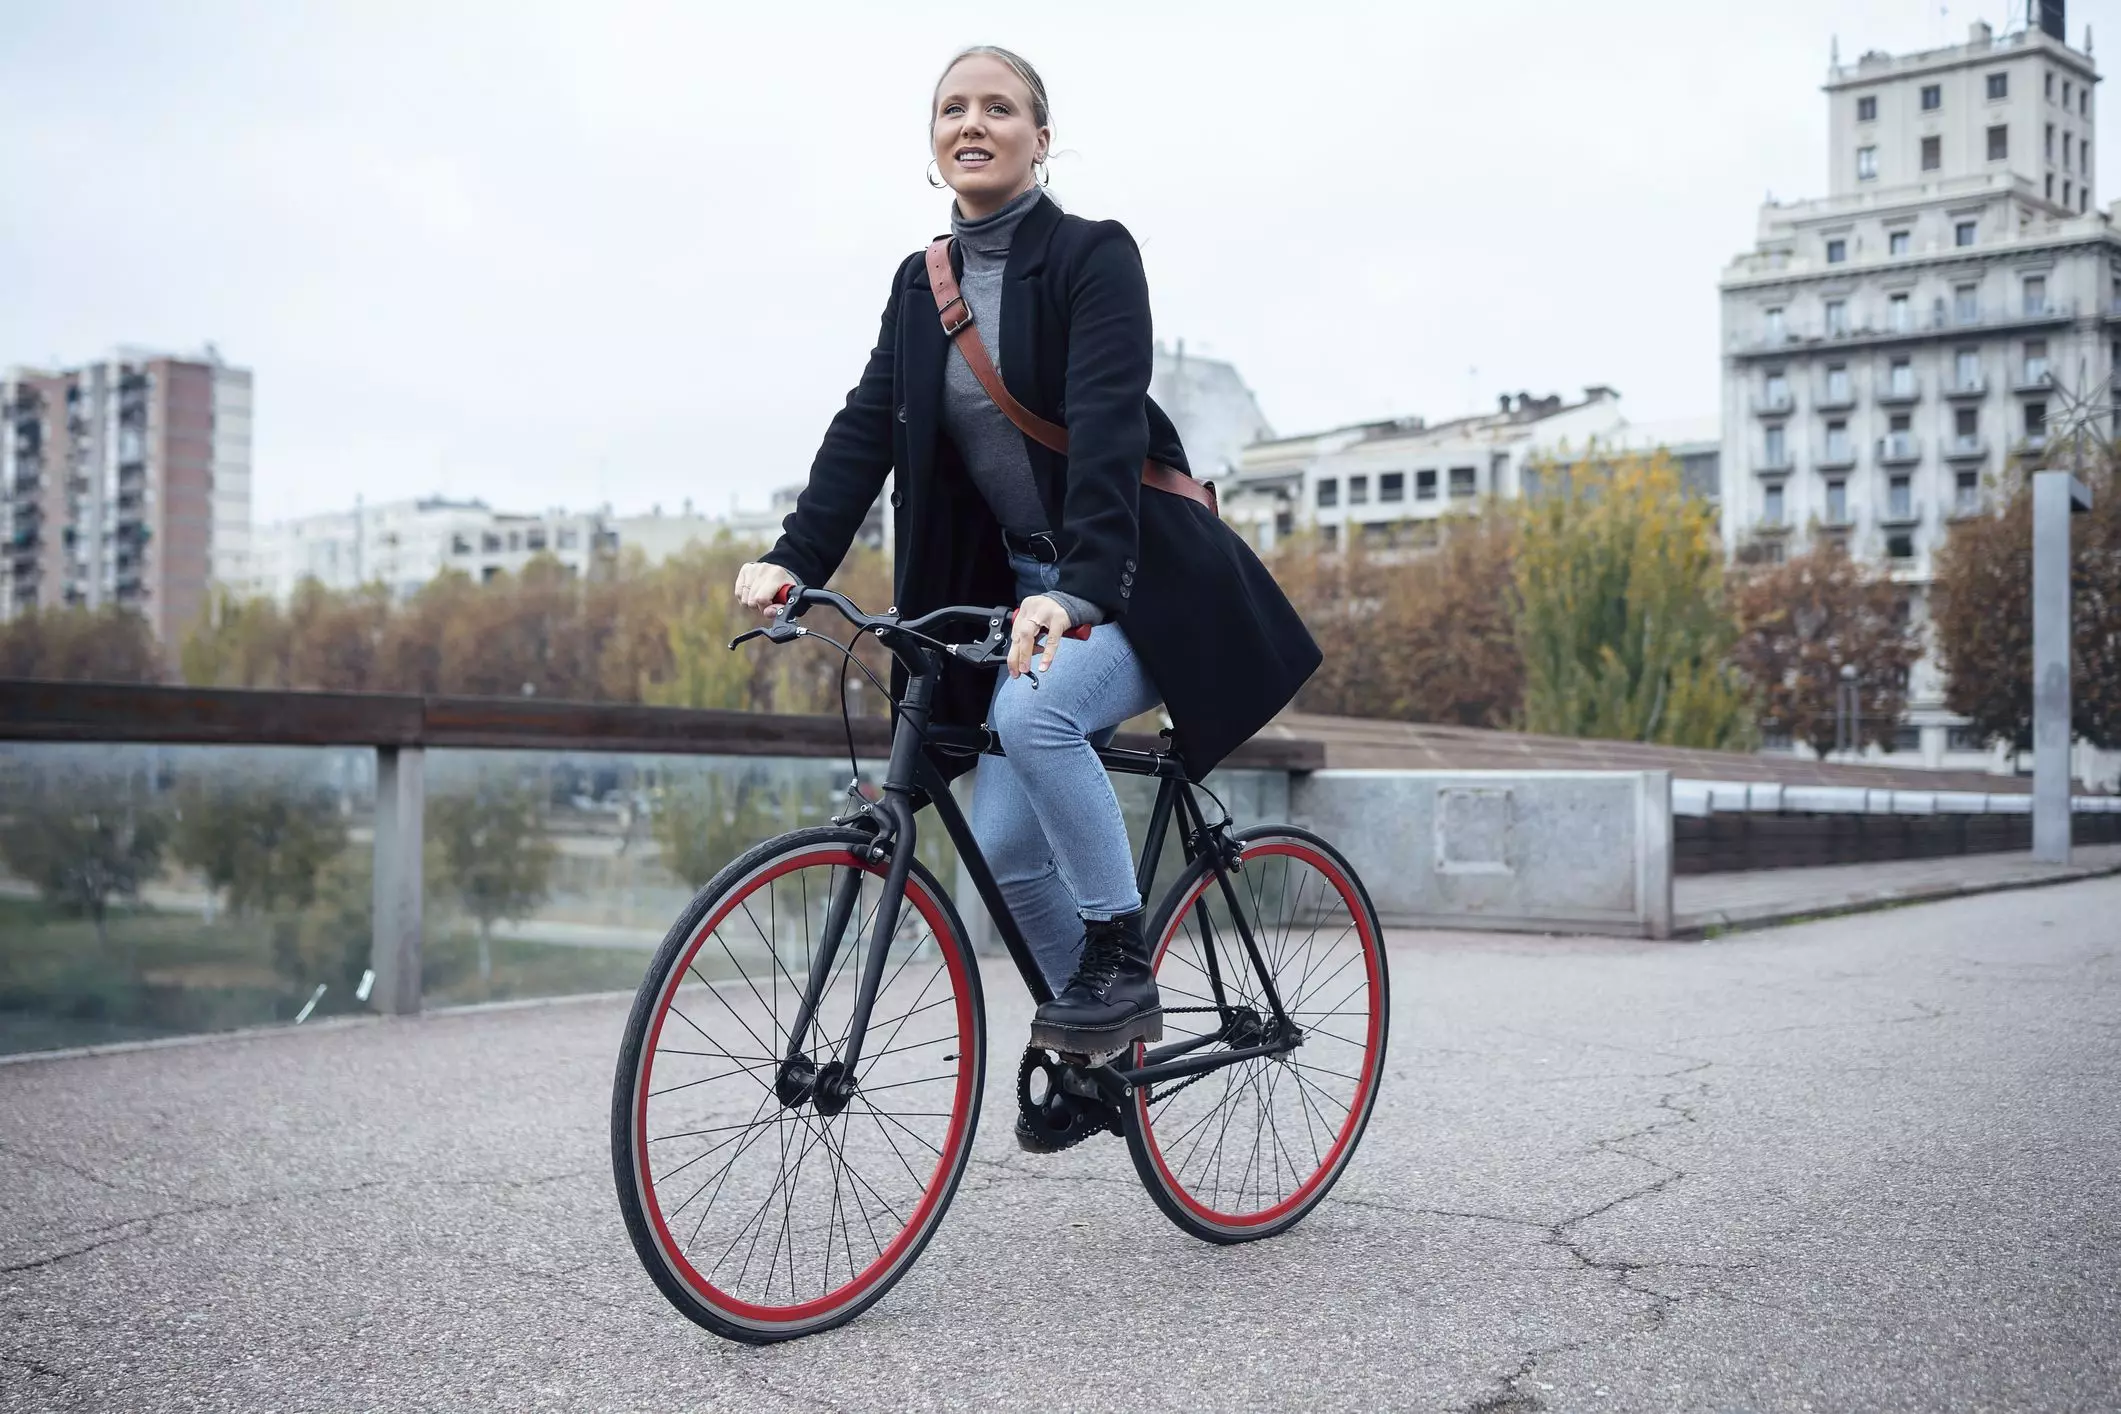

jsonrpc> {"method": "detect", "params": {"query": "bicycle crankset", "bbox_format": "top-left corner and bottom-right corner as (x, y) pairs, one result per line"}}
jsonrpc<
(1015, 1046), (1120, 1154)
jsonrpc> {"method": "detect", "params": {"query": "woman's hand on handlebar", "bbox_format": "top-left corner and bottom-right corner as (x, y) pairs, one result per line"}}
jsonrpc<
(734, 562), (799, 617)
(1008, 594), (1076, 678)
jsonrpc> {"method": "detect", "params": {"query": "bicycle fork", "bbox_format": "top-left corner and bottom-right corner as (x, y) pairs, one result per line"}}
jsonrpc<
(777, 669), (938, 1117)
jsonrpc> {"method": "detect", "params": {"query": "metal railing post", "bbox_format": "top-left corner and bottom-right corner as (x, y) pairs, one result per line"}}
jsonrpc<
(370, 744), (425, 1014)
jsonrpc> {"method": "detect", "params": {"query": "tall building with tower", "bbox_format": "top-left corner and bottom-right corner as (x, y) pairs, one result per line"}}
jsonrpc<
(2, 349), (252, 647)
(1718, 2), (2114, 767)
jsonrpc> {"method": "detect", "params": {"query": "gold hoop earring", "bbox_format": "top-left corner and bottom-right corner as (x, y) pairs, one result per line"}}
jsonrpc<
(927, 159), (945, 189)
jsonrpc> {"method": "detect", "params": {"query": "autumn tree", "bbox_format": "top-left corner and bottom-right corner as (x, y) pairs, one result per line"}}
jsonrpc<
(1932, 455), (2121, 752)
(0, 605), (164, 683)
(1514, 447), (1753, 748)
(1271, 515), (1523, 727)
(430, 774), (557, 990)
(1729, 541), (1922, 756)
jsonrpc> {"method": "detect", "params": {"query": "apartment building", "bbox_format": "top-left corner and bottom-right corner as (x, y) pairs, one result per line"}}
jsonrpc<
(1, 349), (252, 646)
(1149, 340), (1273, 480)
(1223, 387), (1718, 553)
(1718, 7), (2115, 767)
(246, 497), (620, 603)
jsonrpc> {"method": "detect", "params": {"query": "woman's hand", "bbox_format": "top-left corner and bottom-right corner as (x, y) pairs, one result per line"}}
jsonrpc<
(1008, 594), (1074, 677)
(734, 562), (799, 616)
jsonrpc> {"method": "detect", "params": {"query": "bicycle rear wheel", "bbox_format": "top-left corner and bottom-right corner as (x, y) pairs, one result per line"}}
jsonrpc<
(1121, 824), (1388, 1243)
(611, 826), (985, 1343)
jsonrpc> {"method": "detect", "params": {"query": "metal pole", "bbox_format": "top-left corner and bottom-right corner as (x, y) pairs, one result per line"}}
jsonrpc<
(370, 745), (426, 1013)
(2031, 472), (2072, 863)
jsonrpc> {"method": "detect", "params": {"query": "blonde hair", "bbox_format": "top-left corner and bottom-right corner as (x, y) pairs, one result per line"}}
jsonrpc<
(932, 45), (1051, 131)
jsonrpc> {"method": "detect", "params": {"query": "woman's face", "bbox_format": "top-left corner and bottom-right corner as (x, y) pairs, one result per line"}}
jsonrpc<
(931, 55), (1047, 211)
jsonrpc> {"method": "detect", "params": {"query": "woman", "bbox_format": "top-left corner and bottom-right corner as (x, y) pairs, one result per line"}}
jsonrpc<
(735, 45), (1319, 1103)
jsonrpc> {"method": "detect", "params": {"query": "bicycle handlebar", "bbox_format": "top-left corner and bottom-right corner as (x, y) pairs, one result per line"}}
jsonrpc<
(730, 580), (1090, 667)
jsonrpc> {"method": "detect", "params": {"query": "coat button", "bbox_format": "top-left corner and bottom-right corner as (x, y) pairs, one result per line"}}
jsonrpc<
(1124, 558), (1137, 572)
(896, 404), (908, 423)
(889, 490), (903, 508)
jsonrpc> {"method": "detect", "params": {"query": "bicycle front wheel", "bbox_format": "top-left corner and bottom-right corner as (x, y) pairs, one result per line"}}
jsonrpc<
(1121, 824), (1388, 1243)
(611, 826), (986, 1343)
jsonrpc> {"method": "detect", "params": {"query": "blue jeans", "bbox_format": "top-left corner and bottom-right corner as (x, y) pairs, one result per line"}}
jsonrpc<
(969, 549), (1164, 991)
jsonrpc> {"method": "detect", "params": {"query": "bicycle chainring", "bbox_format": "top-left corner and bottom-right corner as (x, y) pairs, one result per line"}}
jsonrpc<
(1015, 1046), (1119, 1154)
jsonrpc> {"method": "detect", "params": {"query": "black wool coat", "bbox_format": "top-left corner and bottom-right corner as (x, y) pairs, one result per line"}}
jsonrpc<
(760, 192), (1320, 782)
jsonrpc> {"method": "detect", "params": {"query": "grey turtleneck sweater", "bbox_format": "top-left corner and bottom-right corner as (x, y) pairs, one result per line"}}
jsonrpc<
(941, 186), (1102, 628)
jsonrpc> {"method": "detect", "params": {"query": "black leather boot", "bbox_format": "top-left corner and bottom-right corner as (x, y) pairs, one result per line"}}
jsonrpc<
(1029, 908), (1162, 1055)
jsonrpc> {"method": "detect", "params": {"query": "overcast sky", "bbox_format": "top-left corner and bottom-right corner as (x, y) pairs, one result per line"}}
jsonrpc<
(5, 0), (2115, 524)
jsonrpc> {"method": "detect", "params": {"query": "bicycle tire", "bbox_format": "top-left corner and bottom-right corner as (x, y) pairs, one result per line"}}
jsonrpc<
(1120, 823), (1389, 1244)
(611, 825), (986, 1343)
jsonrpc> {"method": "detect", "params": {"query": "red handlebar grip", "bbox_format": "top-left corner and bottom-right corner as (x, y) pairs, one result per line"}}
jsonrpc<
(1063, 623), (1093, 641)
(772, 582), (796, 605)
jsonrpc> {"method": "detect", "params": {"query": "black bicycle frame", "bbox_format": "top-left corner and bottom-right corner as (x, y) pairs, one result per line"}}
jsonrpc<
(782, 645), (1297, 1093)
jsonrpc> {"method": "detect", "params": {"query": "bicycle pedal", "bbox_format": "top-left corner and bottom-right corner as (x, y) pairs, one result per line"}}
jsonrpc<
(1062, 1046), (1127, 1069)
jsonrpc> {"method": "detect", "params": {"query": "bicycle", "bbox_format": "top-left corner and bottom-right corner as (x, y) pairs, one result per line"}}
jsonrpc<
(610, 582), (1390, 1343)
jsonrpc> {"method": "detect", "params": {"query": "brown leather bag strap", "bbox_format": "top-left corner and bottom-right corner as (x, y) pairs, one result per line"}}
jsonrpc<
(924, 235), (1217, 516)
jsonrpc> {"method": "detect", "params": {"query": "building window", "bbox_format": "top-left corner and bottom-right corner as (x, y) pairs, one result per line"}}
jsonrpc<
(1953, 284), (1979, 323)
(1921, 84), (1941, 111)
(1348, 474), (1369, 506)
(1888, 474), (1913, 520)
(1888, 358), (1914, 396)
(2063, 80), (2072, 107)
(1765, 306), (1786, 341)
(1826, 237), (1847, 263)
(1921, 136), (1942, 171)
(1888, 292), (1911, 331)
(2083, 188), (2092, 215)
(2046, 71), (2055, 101)
(2046, 172), (2056, 200)
(1889, 229), (1911, 256)
(1448, 466), (1477, 499)
(1886, 530), (1915, 561)
(1947, 725), (1988, 752)
(1987, 72), (2008, 100)
(2064, 135), (2074, 172)
(1825, 299), (1849, 336)
(1415, 469), (1436, 501)
(1762, 484), (1785, 526)
(1825, 364), (1851, 402)
(2064, 179), (2073, 206)
(1956, 219), (1978, 246)
(1824, 419), (1850, 461)
(452, 534), (472, 555)
(481, 532), (502, 553)
(1380, 471), (1405, 503)
(1764, 425), (1788, 466)
(2026, 400), (2048, 442)
(1857, 95), (1877, 121)
(2022, 277), (2047, 316)
(1826, 478), (1848, 524)
(2023, 338), (2049, 383)
(1954, 347), (1981, 390)
(2046, 123), (2055, 159)
(1889, 726), (1923, 755)
(2082, 88), (2089, 117)
(556, 527), (579, 550)
(1764, 371), (1789, 408)
(1955, 469), (1981, 513)
(1955, 405), (1980, 445)
(1987, 125), (2008, 161)
(1857, 145), (1878, 180)
(526, 530), (546, 552)
(1316, 477), (1338, 508)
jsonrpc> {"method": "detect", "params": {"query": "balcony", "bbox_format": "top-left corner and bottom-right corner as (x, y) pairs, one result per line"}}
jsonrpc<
(1728, 299), (2079, 357)
(1817, 442), (1858, 471)
(1943, 435), (1989, 461)
(1879, 499), (1922, 528)
(1944, 376), (1988, 399)
(2013, 368), (2052, 394)
(1753, 391), (1794, 416)
(1816, 385), (1856, 412)
(1877, 380), (1921, 407)
(1878, 435), (1922, 465)
(1756, 450), (1795, 476)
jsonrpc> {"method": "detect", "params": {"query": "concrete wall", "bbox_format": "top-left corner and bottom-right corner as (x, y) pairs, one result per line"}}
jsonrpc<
(1289, 769), (1673, 938)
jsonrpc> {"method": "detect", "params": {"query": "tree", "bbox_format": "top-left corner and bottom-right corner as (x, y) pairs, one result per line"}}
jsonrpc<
(168, 775), (350, 984)
(649, 769), (785, 890)
(1271, 515), (1523, 727)
(430, 776), (556, 990)
(1932, 455), (2121, 752)
(1729, 542), (1922, 757)
(0, 773), (166, 961)
(1514, 447), (1754, 748)
(0, 605), (163, 683)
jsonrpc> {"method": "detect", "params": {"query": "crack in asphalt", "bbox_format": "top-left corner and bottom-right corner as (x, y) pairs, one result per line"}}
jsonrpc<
(1449, 1059), (1716, 1414)
(0, 1348), (73, 1383)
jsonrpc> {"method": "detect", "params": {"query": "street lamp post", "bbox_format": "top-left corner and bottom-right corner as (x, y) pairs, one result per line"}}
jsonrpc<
(1834, 663), (1858, 760)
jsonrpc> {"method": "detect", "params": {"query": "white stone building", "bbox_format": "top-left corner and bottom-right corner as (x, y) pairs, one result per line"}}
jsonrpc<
(1223, 388), (1719, 553)
(1150, 341), (1273, 480)
(246, 497), (616, 603)
(1718, 10), (2116, 769)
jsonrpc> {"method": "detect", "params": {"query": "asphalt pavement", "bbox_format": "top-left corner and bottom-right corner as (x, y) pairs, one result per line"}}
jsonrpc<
(3, 877), (2117, 1412)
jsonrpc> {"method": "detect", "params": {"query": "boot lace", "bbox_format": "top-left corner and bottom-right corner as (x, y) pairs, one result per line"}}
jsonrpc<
(1065, 926), (1125, 997)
